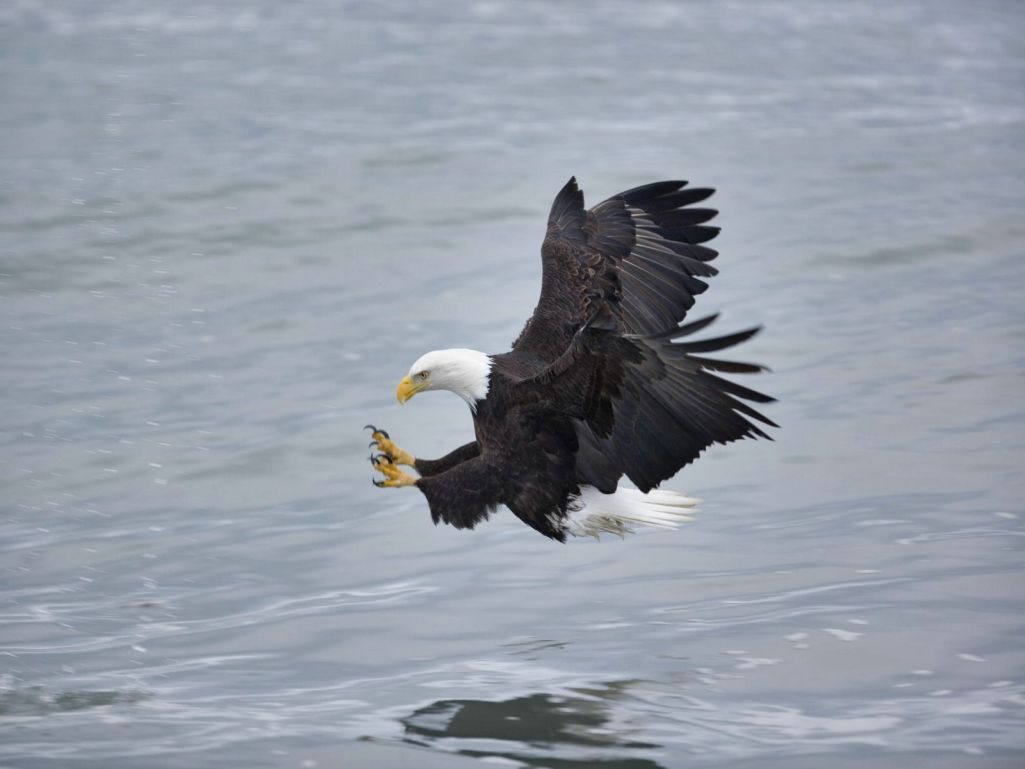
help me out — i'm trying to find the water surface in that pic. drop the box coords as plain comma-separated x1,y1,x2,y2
2,1,1024,767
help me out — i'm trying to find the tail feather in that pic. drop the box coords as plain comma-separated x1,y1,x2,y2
566,486,700,539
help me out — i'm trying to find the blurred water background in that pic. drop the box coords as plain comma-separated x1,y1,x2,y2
2,1,1024,767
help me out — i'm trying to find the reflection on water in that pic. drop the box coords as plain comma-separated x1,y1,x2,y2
404,682,664,769
396,669,1025,766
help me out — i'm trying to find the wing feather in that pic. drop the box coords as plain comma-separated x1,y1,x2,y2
517,316,776,493
512,177,727,360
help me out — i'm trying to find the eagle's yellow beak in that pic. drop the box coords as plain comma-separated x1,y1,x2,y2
396,375,424,404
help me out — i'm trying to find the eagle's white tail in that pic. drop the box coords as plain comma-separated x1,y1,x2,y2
565,486,700,539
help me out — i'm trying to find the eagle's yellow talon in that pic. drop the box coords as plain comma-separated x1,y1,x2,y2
371,455,417,488
369,430,416,467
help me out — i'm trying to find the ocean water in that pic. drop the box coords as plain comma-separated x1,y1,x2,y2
2,1,1024,767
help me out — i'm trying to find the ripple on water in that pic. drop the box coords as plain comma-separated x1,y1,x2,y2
0,687,150,717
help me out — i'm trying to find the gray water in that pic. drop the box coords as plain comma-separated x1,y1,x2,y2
2,1,1025,767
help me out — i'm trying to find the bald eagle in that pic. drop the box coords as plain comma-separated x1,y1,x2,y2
368,177,776,541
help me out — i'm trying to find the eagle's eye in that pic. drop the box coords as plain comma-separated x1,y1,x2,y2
418,371,429,381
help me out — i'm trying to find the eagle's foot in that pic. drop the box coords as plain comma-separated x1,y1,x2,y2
365,425,416,467
370,453,417,488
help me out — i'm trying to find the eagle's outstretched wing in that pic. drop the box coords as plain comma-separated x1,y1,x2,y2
511,177,772,494
512,177,721,361
515,311,777,494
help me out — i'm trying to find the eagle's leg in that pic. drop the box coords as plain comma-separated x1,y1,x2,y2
366,426,416,467
370,453,417,488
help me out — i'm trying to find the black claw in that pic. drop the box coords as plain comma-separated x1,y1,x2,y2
377,429,390,440
372,479,384,487
364,424,377,432
369,440,379,449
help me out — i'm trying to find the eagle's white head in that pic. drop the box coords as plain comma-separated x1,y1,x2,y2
396,348,493,409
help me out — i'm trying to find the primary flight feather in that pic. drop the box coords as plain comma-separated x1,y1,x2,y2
367,177,776,541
